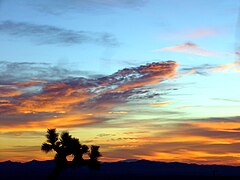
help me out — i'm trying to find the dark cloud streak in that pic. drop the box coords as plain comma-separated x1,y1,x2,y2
0,21,119,46
0,61,101,84
29,0,146,15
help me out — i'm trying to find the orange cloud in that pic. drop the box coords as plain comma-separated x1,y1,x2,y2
151,101,171,107
135,150,240,165
113,61,178,92
102,129,240,165
187,121,240,132
0,113,97,132
0,61,178,132
12,80,46,87
16,90,91,114
87,118,240,164
0,86,23,98
8,61,178,114
0,99,13,106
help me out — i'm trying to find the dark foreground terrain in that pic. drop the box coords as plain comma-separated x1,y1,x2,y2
1,159,240,180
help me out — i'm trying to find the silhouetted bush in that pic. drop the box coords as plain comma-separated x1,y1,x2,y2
41,129,101,179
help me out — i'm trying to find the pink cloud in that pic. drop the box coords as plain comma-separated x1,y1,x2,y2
157,42,216,56
159,28,219,40
185,28,218,39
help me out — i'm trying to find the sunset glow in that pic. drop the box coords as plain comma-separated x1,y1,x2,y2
0,0,240,166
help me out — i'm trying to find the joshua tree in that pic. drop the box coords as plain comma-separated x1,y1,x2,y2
41,129,101,178
41,129,67,166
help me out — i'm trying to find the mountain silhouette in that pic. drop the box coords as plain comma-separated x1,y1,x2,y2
1,159,240,180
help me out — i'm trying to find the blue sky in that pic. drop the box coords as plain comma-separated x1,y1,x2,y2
0,0,238,72
0,0,240,164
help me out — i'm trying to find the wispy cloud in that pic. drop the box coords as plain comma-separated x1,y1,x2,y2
180,60,240,76
156,42,217,56
159,28,219,40
179,28,218,39
150,101,171,107
211,98,240,103
73,0,146,9
0,21,119,46
29,0,146,15
209,61,240,72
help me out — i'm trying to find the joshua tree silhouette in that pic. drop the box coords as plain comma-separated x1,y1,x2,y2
41,129,101,179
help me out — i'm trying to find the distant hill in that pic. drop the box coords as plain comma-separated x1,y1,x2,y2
1,159,240,179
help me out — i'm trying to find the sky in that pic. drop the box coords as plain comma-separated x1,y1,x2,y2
0,0,240,165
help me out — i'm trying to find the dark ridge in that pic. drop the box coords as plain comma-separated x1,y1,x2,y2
1,159,240,180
